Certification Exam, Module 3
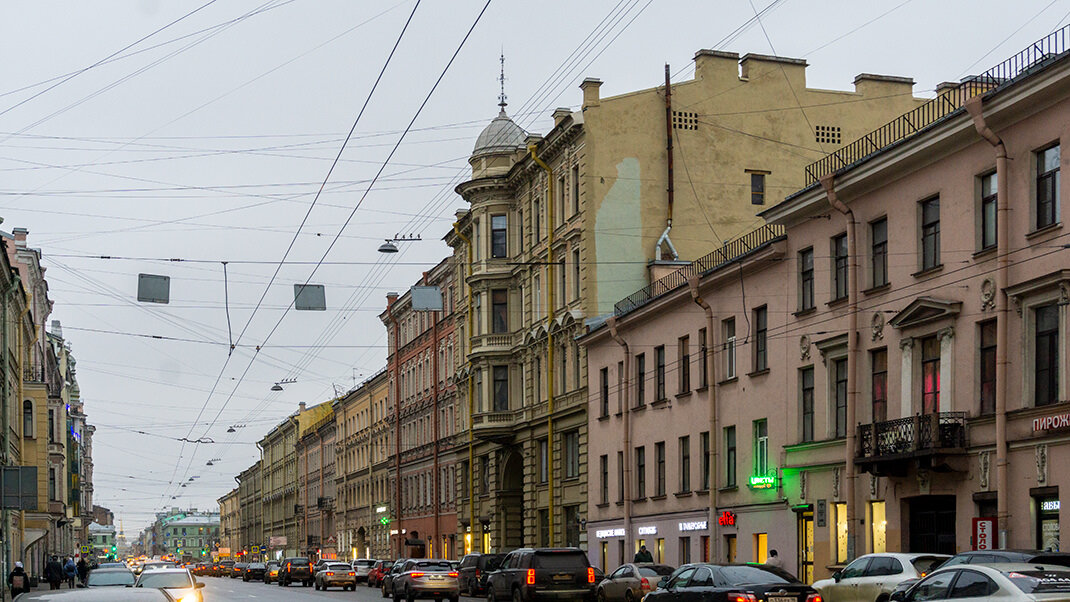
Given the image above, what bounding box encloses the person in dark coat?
[63,557,77,588]
[633,545,653,563]
[77,556,89,585]
[45,555,63,590]
[8,561,29,597]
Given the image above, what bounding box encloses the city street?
[197,579,480,602]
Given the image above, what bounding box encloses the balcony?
[857,412,967,476]
[472,333,513,355]
[471,409,518,442]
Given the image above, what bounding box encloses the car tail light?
[727,593,758,602]
[526,569,535,585]
[449,572,459,578]
[588,568,596,584]
[349,572,356,576]
[806,595,823,602]
[640,577,651,591]
[475,569,480,579]
[326,572,334,576]
[411,573,425,578]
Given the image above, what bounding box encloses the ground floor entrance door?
[796,507,814,584]
[908,495,956,554]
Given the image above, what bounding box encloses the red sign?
[973,517,996,550]
[718,511,736,526]
[1033,413,1070,431]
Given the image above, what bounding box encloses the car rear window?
[415,561,453,571]
[639,566,675,577]
[249,564,265,569]
[911,556,947,575]
[328,564,351,571]
[138,573,193,588]
[718,565,794,585]
[533,552,588,570]
[88,571,135,586]
[289,559,310,566]
[483,557,503,570]
[1006,570,1070,593]
[355,560,376,567]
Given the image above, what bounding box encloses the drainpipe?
[428,271,442,557]
[821,174,859,560]
[386,298,402,558]
[529,144,556,546]
[17,294,28,575]
[452,222,476,553]
[606,317,632,556]
[688,276,718,561]
[965,96,1010,549]
[656,64,679,262]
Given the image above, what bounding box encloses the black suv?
[486,548,595,602]
[381,558,409,598]
[278,556,314,587]
[458,553,505,596]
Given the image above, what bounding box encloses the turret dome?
[472,108,526,158]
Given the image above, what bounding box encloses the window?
[534,356,541,402]
[636,353,646,406]
[22,400,32,437]
[922,335,940,414]
[1037,144,1060,229]
[473,218,481,261]
[834,358,848,437]
[753,419,768,476]
[599,455,608,504]
[872,349,888,423]
[533,198,541,241]
[949,570,998,598]
[558,175,566,224]
[753,307,768,372]
[654,441,666,496]
[572,248,580,301]
[871,218,888,287]
[1035,303,1059,406]
[655,345,666,400]
[599,367,610,418]
[538,438,548,484]
[723,319,736,379]
[564,505,580,547]
[750,172,765,205]
[921,197,941,271]
[679,537,691,564]
[679,336,690,393]
[617,360,624,413]
[724,426,736,488]
[492,365,509,412]
[980,173,997,250]
[617,451,624,502]
[699,328,708,387]
[832,233,848,300]
[491,289,508,333]
[635,446,646,498]
[571,165,580,215]
[679,436,691,493]
[533,274,541,319]
[700,431,710,490]
[48,408,54,444]
[558,258,567,308]
[473,293,482,336]
[799,247,814,311]
[474,369,483,413]
[538,509,549,547]
[564,431,580,479]
[800,367,814,442]
[979,321,996,414]
[491,214,507,258]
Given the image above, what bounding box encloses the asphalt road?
[198,577,481,602]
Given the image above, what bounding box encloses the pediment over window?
[889,297,961,330]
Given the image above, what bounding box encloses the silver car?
[353,558,377,582]
[134,567,205,602]
[392,558,459,602]
[891,563,1070,602]
[814,553,948,602]
[597,563,675,602]
[315,562,358,591]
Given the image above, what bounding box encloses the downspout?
[452,222,476,553]
[428,272,441,557]
[688,276,718,561]
[529,145,556,546]
[965,96,1010,549]
[17,294,29,572]
[656,64,679,262]
[387,300,402,558]
[820,174,859,560]
[605,317,632,556]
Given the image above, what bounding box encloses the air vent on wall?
[672,111,698,130]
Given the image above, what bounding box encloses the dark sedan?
[645,564,819,602]
[244,562,267,581]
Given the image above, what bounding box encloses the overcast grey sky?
[2,0,1064,534]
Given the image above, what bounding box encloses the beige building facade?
[336,369,390,560]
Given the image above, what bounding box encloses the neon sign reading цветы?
[748,475,776,489]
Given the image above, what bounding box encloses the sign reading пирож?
[1033,412,1070,431]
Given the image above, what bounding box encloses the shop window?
[870,501,887,553]
[1036,494,1060,551]
[753,533,768,563]
[835,502,848,563]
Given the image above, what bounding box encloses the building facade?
[297,403,337,560]
[335,369,390,560]
[259,410,300,558]
[237,463,262,557]
[88,522,115,560]
[218,488,240,558]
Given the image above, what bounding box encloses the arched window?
[22,400,33,437]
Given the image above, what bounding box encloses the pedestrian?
[8,561,29,597]
[64,556,77,588]
[45,555,63,590]
[765,549,785,570]
[633,545,653,563]
[77,555,89,585]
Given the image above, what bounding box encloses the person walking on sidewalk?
[44,556,62,590]
[64,557,77,588]
[8,561,30,597]
[77,556,89,586]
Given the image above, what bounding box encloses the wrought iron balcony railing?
[857,412,967,459]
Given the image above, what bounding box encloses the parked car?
[315,561,358,591]
[215,560,234,578]
[391,558,459,602]
[230,562,247,579]
[813,553,949,602]
[83,567,136,588]
[353,558,378,583]
[645,563,819,602]
[264,561,281,584]
[17,590,176,601]
[369,560,391,588]
[486,548,597,602]
[382,559,410,598]
[457,553,505,596]
[596,563,675,602]
[890,563,1070,602]
[277,556,314,587]
[134,567,206,602]
[244,562,267,582]
[888,550,1070,599]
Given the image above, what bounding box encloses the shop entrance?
[908,495,956,554]
[1035,493,1060,551]
[795,506,814,584]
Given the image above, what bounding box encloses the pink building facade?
[583,33,1070,581]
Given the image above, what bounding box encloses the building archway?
[496,450,524,551]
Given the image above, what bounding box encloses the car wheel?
[382,584,389,598]
[450,596,459,602]
[512,586,524,602]
[876,596,890,602]
[407,587,417,602]
[625,590,635,602]
[487,589,497,602]
[597,590,607,602]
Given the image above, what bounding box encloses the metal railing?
[805,24,1070,186]
[613,224,785,317]
[857,411,967,459]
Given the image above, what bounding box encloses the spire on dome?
[498,50,508,113]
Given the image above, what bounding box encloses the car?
[97,562,127,569]
[457,553,505,596]
[813,553,949,602]
[485,548,597,602]
[215,560,234,577]
[391,558,459,602]
[382,558,410,598]
[136,562,177,576]
[277,556,314,587]
[244,562,267,581]
[353,558,378,582]
[596,563,675,602]
[134,567,206,602]
[890,563,1070,602]
[230,562,247,578]
[370,560,393,587]
[315,561,358,591]
[941,550,1070,569]
[645,563,819,602]
[16,590,179,601]
[264,561,280,584]
[82,567,136,588]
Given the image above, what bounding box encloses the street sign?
[251,545,260,555]
[816,499,827,528]
[80,545,90,555]
[973,517,996,550]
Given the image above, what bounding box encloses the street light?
[271,378,296,392]
[378,234,421,253]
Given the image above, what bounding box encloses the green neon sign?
[748,474,776,489]
[380,516,391,525]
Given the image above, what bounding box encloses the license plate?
[768,596,796,602]
[553,574,572,582]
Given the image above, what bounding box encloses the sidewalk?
[7,579,77,601]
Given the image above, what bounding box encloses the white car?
[814,553,949,602]
[134,567,205,602]
[891,563,1070,602]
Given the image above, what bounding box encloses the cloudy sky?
[2,0,1065,534]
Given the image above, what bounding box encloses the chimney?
[298,402,306,412]
[580,78,602,108]
[51,320,62,339]
[693,49,739,82]
[386,292,399,307]
[12,228,28,244]
[552,107,571,126]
